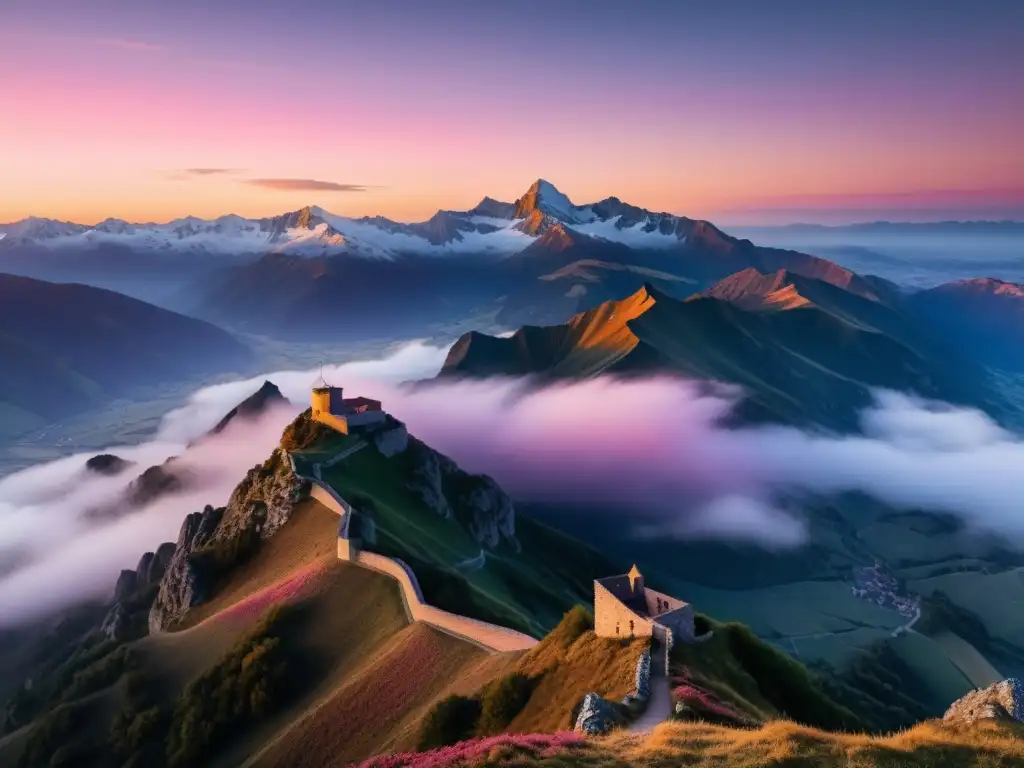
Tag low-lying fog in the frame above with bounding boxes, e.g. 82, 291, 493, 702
2, 341, 1024, 626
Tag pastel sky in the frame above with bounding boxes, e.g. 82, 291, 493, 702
2, 0, 1022, 225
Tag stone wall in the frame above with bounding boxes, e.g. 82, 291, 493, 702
290, 450, 536, 654
656, 604, 696, 643
356, 551, 537, 653
594, 580, 654, 639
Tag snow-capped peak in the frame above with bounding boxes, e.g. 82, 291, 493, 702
0, 179, 701, 258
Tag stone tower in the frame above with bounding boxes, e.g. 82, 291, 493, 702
311, 371, 349, 434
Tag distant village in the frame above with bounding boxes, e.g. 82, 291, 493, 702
851, 561, 919, 620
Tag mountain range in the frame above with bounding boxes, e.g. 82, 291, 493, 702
0, 274, 254, 438
440, 271, 1007, 431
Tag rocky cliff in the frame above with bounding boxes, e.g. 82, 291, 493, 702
404, 436, 518, 551
101, 542, 176, 642
944, 678, 1024, 725
148, 448, 307, 632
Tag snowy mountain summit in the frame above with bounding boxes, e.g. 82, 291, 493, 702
0, 180, 709, 259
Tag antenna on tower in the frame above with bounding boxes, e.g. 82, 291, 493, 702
314, 360, 329, 389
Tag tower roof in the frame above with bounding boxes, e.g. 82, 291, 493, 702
628, 564, 642, 592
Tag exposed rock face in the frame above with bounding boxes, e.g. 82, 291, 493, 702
373, 421, 409, 457
85, 453, 133, 476
217, 449, 307, 541
944, 678, 1024, 725
207, 379, 290, 437
100, 602, 131, 642
409, 449, 453, 520
405, 439, 518, 550
148, 449, 306, 632
112, 570, 138, 603
126, 462, 187, 507
136, 542, 176, 587
462, 476, 517, 551
148, 505, 223, 633
573, 692, 623, 735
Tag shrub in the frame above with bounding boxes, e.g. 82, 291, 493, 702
280, 410, 335, 452
165, 605, 297, 767
62, 645, 131, 702
554, 605, 592, 646
476, 673, 534, 735
417, 694, 482, 750
16, 703, 87, 768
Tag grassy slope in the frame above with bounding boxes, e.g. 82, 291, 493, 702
507, 608, 649, 734
249, 624, 517, 768
315, 435, 620, 638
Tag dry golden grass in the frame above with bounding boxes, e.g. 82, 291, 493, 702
250, 623, 515, 768
175, 497, 341, 631
584, 718, 1024, 767
505, 608, 649, 734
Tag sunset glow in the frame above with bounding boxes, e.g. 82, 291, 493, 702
2, 0, 1022, 224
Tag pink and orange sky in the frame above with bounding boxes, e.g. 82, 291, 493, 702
2, 0, 1022, 225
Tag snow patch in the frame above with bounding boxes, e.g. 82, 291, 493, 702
573, 216, 682, 249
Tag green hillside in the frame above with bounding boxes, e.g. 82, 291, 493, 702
442, 275, 1000, 432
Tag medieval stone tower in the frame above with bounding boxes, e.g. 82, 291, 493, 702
311, 374, 350, 434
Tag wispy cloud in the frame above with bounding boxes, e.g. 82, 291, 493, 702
93, 37, 162, 52
184, 168, 244, 176
243, 178, 372, 193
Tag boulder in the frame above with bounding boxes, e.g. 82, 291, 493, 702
573, 692, 623, 735
944, 678, 1024, 725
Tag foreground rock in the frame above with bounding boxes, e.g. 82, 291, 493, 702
944, 678, 1024, 724
573, 692, 624, 735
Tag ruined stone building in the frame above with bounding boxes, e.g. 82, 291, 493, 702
311, 375, 385, 434
594, 565, 694, 651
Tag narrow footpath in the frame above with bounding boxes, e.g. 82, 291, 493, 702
629, 644, 673, 732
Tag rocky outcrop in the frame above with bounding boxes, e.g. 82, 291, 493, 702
573, 692, 624, 735
944, 678, 1024, 725
101, 541, 176, 641
126, 462, 188, 507
409, 449, 454, 520
148, 505, 223, 633
373, 421, 409, 457
112, 570, 138, 603
206, 380, 290, 438
136, 543, 176, 587
216, 449, 307, 541
406, 439, 518, 551
462, 476, 517, 551
147, 449, 306, 632
85, 453, 133, 476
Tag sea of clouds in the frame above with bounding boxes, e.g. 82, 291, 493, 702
2, 339, 1024, 626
